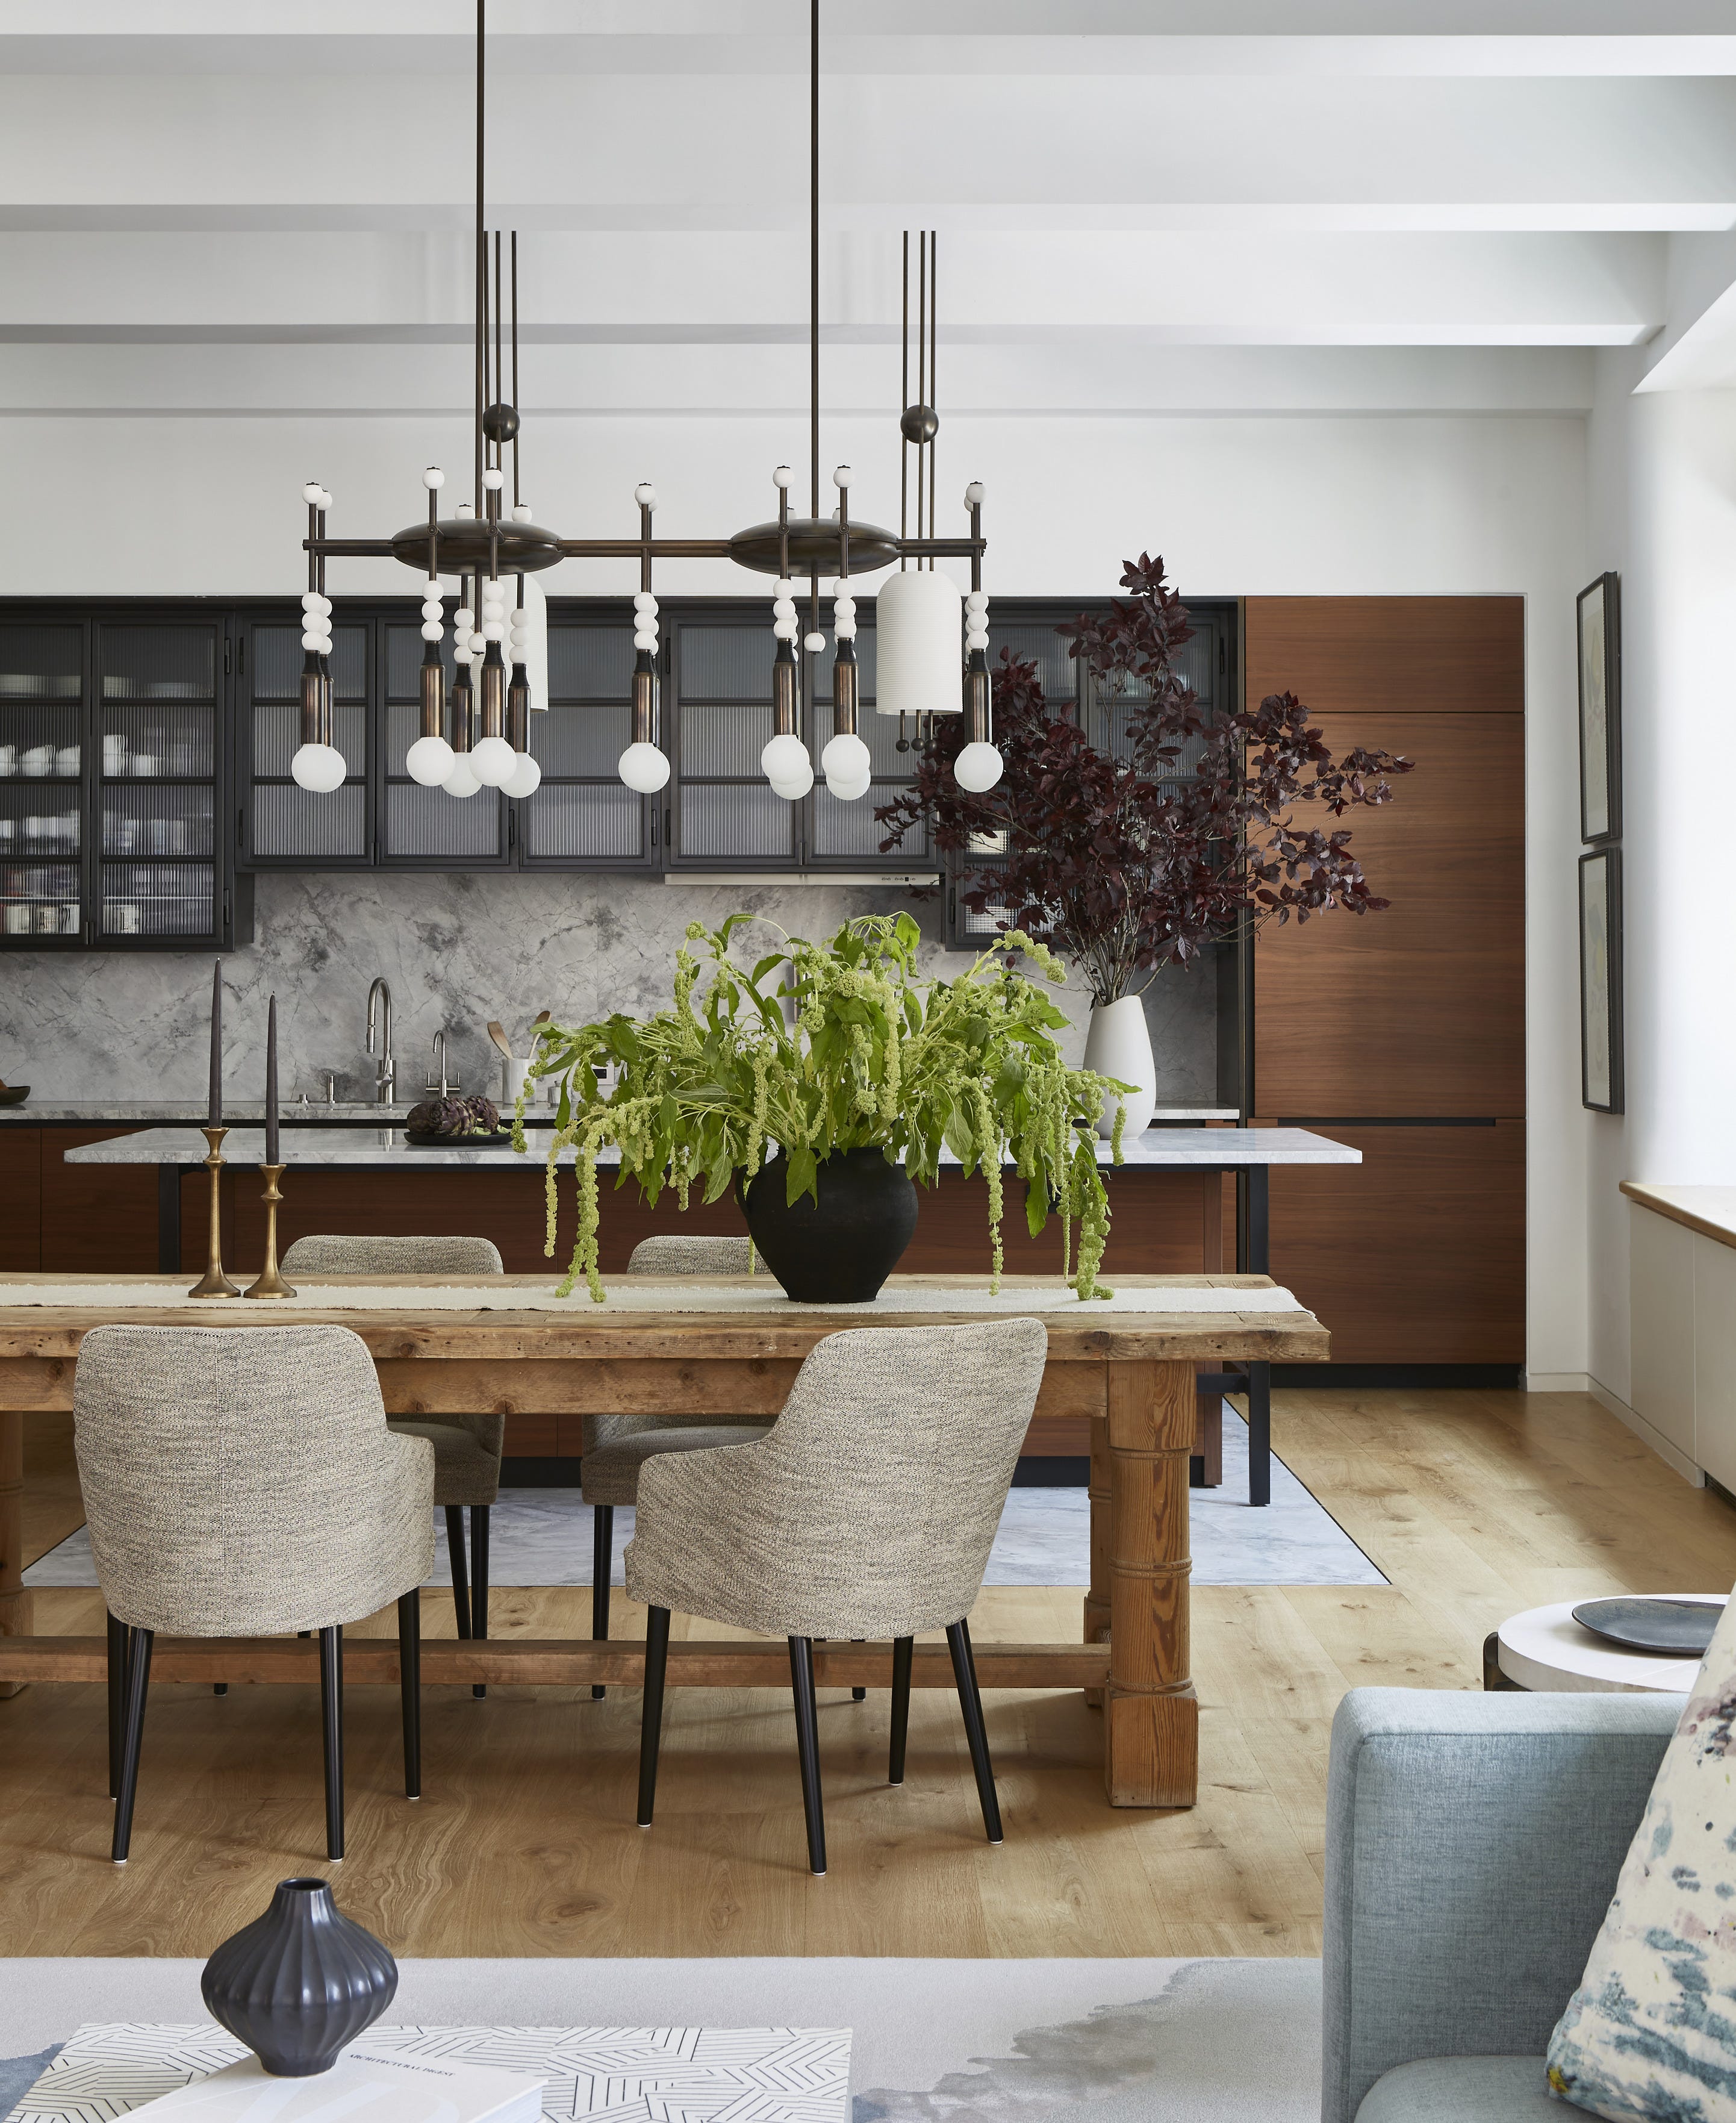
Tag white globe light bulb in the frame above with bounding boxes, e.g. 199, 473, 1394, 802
820, 732, 871, 782
470, 733, 517, 787
953, 741, 1004, 793
405, 734, 455, 787
826, 767, 873, 803
618, 741, 671, 793
761, 732, 810, 781
443, 755, 481, 799
769, 757, 815, 799
290, 742, 346, 793
503, 751, 543, 800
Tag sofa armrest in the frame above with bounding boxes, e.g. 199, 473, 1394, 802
1322, 1686, 1681, 2123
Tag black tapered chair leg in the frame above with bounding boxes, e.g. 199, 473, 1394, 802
111, 1626, 154, 1863
397, 1589, 422, 1801
319, 1624, 345, 1862
445, 1506, 471, 1641
851, 1638, 866, 1702
106, 1609, 127, 1799
470, 1504, 490, 1700
947, 1618, 1003, 1845
789, 1636, 827, 1875
636, 1604, 671, 1826
212, 1683, 227, 1695
888, 1635, 913, 1785
591, 1503, 613, 1700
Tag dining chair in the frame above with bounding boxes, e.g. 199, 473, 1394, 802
75, 1322, 433, 1865
282, 1232, 504, 1697
581, 1233, 774, 1698
626, 1316, 1048, 1874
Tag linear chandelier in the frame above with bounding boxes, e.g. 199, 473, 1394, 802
290, 1, 1001, 805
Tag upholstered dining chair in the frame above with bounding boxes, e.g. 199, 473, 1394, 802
582, 1233, 776, 1698
281, 1232, 504, 1697
627, 1316, 1048, 1875
75, 1322, 433, 1865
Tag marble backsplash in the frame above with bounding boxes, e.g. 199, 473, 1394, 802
0, 871, 1221, 1108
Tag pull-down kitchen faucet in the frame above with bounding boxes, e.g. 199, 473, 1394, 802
366, 977, 394, 1105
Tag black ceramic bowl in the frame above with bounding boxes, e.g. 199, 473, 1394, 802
403, 1127, 514, 1149
0, 1086, 29, 1106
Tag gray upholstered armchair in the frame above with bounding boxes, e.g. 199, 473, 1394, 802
1323, 1687, 1682, 2122
282, 1232, 503, 1697
627, 1316, 1048, 1875
74, 1323, 434, 1866
582, 1233, 775, 1698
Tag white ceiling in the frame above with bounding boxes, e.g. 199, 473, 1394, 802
2, 2, 1734, 413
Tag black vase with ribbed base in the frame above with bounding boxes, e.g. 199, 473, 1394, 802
201, 1877, 397, 2077
741, 1147, 918, 1302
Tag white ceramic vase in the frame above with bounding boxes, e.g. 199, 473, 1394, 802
1081, 994, 1158, 1139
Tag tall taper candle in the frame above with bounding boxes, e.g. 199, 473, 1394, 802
264, 994, 279, 1166
208, 961, 223, 1127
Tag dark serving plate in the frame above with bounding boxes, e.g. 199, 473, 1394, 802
0, 1085, 30, 1106
403, 1129, 515, 1149
1572, 1596, 1724, 1656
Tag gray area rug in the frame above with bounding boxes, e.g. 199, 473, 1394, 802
0, 1957, 1323, 2123
25, 1408, 1382, 1592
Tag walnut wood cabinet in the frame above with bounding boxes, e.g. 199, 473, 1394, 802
1245, 596, 1526, 1373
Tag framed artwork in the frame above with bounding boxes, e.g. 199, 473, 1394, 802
1579, 846, 1623, 1113
1578, 571, 1621, 844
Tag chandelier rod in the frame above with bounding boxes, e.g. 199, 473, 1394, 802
474, 0, 487, 516
810, 0, 820, 523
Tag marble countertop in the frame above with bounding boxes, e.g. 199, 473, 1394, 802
64, 1124, 1361, 1168
1621, 1181, 1736, 1252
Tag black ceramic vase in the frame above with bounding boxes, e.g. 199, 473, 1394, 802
201, 1877, 397, 2077
741, 1147, 919, 1302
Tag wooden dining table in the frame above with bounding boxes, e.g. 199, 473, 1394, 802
0, 1271, 1330, 1809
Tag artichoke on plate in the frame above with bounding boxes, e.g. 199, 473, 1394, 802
406, 1092, 502, 1138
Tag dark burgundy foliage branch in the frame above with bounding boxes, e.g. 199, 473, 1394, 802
876, 553, 1414, 1004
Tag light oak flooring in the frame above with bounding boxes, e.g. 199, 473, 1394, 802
4, 1388, 1733, 1960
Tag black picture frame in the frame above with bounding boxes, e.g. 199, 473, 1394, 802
1579, 846, 1623, 1114
1577, 571, 1621, 844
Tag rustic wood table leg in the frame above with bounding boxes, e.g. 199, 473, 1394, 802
1084, 1405, 1110, 1710
0, 1409, 33, 1700
1104, 1359, 1198, 1807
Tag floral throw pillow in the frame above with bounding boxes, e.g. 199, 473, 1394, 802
1548, 1595, 1736, 2119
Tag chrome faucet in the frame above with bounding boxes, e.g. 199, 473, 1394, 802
366, 977, 394, 1105
426, 1030, 458, 1096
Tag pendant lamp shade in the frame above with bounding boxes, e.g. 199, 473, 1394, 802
874, 571, 963, 718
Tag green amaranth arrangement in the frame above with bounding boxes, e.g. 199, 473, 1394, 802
512, 912, 1128, 1303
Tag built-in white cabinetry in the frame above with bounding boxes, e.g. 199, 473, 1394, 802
1629, 1190, 1736, 1488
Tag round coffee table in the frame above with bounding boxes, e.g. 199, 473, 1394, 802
1486, 1596, 1726, 1694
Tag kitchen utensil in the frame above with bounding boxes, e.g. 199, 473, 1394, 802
501, 1056, 531, 1104
1571, 1596, 1724, 1656
0, 1085, 30, 1105
485, 1020, 514, 1058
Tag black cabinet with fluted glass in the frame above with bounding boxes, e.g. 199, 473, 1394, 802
0, 601, 250, 952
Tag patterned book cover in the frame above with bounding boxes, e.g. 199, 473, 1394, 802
7, 2024, 853, 2123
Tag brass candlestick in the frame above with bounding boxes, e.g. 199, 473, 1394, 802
241, 1165, 296, 1300
187, 1124, 240, 1297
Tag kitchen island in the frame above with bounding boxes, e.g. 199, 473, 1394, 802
61, 1122, 1358, 1502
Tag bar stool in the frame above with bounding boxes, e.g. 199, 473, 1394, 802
281, 1233, 504, 1697
582, 1235, 774, 1699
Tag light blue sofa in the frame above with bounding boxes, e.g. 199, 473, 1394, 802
1324, 1686, 1684, 2122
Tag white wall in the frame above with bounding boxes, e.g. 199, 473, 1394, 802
0, 392, 1592, 1377
1585, 357, 1736, 1406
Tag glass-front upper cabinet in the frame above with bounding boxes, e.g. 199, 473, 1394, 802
520, 613, 655, 870
0, 606, 247, 952
0, 620, 84, 946
664, 603, 930, 876
381, 621, 508, 867
239, 613, 371, 868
